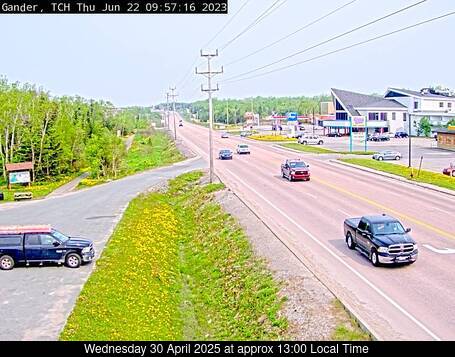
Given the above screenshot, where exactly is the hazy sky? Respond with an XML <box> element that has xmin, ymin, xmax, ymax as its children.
<box><xmin>0</xmin><ymin>0</ymin><xmax>454</xmax><ymax>106</ymax></box>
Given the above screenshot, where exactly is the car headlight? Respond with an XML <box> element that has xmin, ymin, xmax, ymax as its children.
<box><xmin>82</xmin><ymin>246</ymin><xmax>91</xmax><ymax>253</ymax></box>
<box><xmin>377</xmin><ymin>247</ymin><xmax>388</xmax><ymax>253</ymax></box>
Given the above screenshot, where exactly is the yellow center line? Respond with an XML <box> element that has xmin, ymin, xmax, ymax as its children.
<box><xmin>313</xmin><ymin>177</ymin><xmax>455</xmax><ymax>240</ymax></box>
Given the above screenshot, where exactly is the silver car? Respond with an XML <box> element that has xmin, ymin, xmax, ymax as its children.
<box><xmin>236</xmin><ymin>144</ymin><xmax>251</xmax><ymax>155</ymax></box>
<box><xmin>373</xmin><ymin>150</ymin><xmax>402</xmax><ymax>161</ymax></box>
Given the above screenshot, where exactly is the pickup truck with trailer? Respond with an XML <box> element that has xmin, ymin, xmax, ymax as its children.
<box><xmin>0</xmin><ymin>225</ymin><xmax>95</xmax><ymax>270</ymax></box>
<box><xmin>344</xmin><ymin>215</ymin><xmax>418</xmax><ymax>266</ymax></box>
<box><xmin>281</xmin><ymin>159</ymin><xmax>310</xmax><ymax>181</ymax></box>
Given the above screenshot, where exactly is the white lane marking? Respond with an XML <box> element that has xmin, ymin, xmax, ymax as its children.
<box><xmin>423</xmin><ymin>244</ymin><xmax>455</xmax><ymax>255</ymax></box>
<box><xmin>432</xmin><ymin>207</ymin><xmax>452</xmax><ymax>215</ymax></box>
<box><xmin>337</xmin><ymin>209</ymin><xmax>352</xmax><ymax>217</ymax></box>
<box><xmin>304</xmin><ymin>192</ymin><xmax>317</xmax><ymax>199</ymax></box>
<box><xmin>225</xmin><ymin>168</ymin><xmax>441</xmax><ymax>341</ymax></box>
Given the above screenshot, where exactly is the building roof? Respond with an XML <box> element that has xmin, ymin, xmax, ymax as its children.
<box><xmin>332</xmin><ymin>88</ymin><xmax>406</xmax><ymax>116</ymax></box>
<box><xmin>5</xmin><ymin>162</ymin><xmax>33</xmax><ymax>172</ymax></box>
<box><xmin>386</xmin><ymin>88</ymin><xmax>454</xmax><ymax>100</ymax></box>
<box><xmin>434</xmin><ymin>128</ymin><xmax>455</xmax><ymax>134</ymax></box>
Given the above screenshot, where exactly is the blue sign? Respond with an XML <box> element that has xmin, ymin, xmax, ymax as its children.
<box><xmin>287</xmin><ymin>112</ymin><xmax>298</xmax><ymax>121</ymax></box>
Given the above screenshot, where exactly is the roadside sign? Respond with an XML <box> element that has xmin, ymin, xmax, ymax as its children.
<box><xmin>351</xmin><ymin>116</ymin><xmax>366</xmax><ymax>128</ymax></box>
<box><xmin>9</xmin><ymin>171</ymin><xmax>31</xmax><ymax>184</ymax></box>
<box><xmin>287</xmin><ymin>112</ymin><xmax>298</xmax><ymax>122</ymax></box>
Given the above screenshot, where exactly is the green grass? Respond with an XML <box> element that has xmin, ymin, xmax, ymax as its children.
<box><xmin>0</xmin><ymin>174</ymin><xmax>79</xmax><ymax>203</ymax></box>
<box><xmin>281</xmin><ymin>143</ymin><xmax>374</xmax><ymax>155</ymax></box>
<box><xmin>340</xmin><ymin>158</ymin><xmax>455</xmax><ymax>191</ymax></box>
<box><xmin>78</xmin><ymin>132</ymin><xmax>184</xmax><ymax>189</ymax></box>
<box><xmin>61</xmin><ymin>172</ymin><xmax>287</xmax><ymax>341</ymax></box>
<box><xmin>331</xmin><ymin>300</ymin><xmax>371</xmax><ymax>341</ymax></box>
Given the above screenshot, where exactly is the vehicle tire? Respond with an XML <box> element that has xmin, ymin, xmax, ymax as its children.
<box><xmin>378</xmin><ymin>157</ymin><xmax>384</xmax><ymax>161</ymax></box>
<box><xmin>302</xmin><ymin>141</ymin><xmax>307</xmax><ymax>145</ymax></box>
<box><xmin>395</xmin><ymin>156</ymin><xmax>401</xmax><ymax>161</ymax></box>
<box><xmin>65</xmin><ymin>253</ymin><xmax>82</xmax><ymax>269</ymax></box>
<box><xmin>452</xmin><ymin>171</ymin><xmax>455</xmax><ymax>177</ymax></box>
<box><xmin>0</xmin><ymin>255</ymin><xmax>14</xmax><ymax>270</ymax></box>
<box><xmin>288</xmin><ymin>174</ymin><xmax>293</xmax><ymax>182</ymax></box>
<box><xmin>346</xmin><ymin>233</ymin><xmax>356</xmax><ymax>250</ymax></box>
<box><xmin>318</xmin><ymin>141</ymin><xmax>324</xmax><ymax>145</ymax></box>
<box><xmin>370</xmin><ymin>250</ymin><xmax>380</xmax><ymax>267</ymax></box>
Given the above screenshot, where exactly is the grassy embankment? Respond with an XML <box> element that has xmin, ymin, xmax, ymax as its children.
<box><xmin>61</xmin><ymin>172</ymin><xmax>287</xmax><ymax>340</ymax></box>
<box><xmin>281</xmin><ymin>143</ymin><xmax>374</xmax><ymax>155</ymax></box>
<box><xmin>0</xmin><ymin>173</ymin><xmax>82</xmax><ymax>203</ymax></box>
<box><xmin>340</xmin><ymin>158</ymin><xmax>455</xmax><ymax>191</ymax></box>
<box><xmin>249</xmin><ymin>135</ymin><xmax>296</xmax><ymax>142</ymax></box>
<box><xmin>78</xmin><ymin>131</ymin><xmax>184</xmax><ymax>188</ymax></box>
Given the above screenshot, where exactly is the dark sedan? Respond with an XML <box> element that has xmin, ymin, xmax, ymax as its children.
<box><xmin>219</xmin><ymin>149</ymin><xmax>233</xmax><ymax>160</ymax></box>
<box><xmin>395</xmin><ymin>131</ymin><xmax>408</xmax><ymax>138</ymax></box>
<box><xmin>327</xmin><ymin>132</ymin><xmax>342</xmax><ymax>137</ymax></box>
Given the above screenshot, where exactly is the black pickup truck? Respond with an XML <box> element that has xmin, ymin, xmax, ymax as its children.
<box><xmin>344</xmin><ymin>215</ymin><xmax>418</xmax><ymax>266</ymax></box>
<box><xmin>0</xmin><ymin>225</ymin><xmax>95</xmax><ymax>270</ymax></box>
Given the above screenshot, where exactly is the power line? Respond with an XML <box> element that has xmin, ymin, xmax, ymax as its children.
<box><xmin>203</xmin><ymin>0</ymin><xmax>254</xmax><ymax>48</ymax></box>
<box><xmin>223</xmin><ymin>10</ymin><xmax>455</xmax><ymax>84</ymax></box>
<box><xmin>223</xmin><ymin>0</ymin><xmax>428</xmax><ymax>82</ymax></box>
<box><xmin>226</xmin><ymin>0</ymin><xmax>360</xmax><ymax>66</ymax></box>
<box><xmin>220</xmin><ymin>0</ymin><xmax>288</xmax><ymax>52</ymax></box>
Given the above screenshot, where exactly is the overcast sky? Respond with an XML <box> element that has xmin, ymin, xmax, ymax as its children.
<box><xmin>0</xmin><ymin>0</ymin><xmax>454</xmax><ymax>106</ymax></box>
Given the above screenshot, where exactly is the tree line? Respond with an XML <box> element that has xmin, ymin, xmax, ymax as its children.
<box><xmin>0</xmin><ymin>78</ymin><xmax>151</xmax><ymax>182</ymax></box>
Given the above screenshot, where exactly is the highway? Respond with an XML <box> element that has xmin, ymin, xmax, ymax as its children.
<box><xmin>177</xmin><ymin>117</ymin><xmax>455</xmax><ymax>341</ymax></box>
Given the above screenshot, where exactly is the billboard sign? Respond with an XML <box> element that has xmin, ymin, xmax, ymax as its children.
<box><xmin>9</xmin><ymin>171</ymin><xmax>31</xmax><ymax>185</ymax></box>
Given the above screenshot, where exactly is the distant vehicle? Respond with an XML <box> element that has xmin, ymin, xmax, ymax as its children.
<box><xmin>443</xmin><ymin>163</ymin><xmax>455</xmax><ymax>177</ymax></box>
<box><xmin>281</xmin><ymin>159</ymin><xmax>310</xmax><ymax>182</ymax></box>
<box><xmin>240</xmin><ymin>131</ymin><xmax>253</xmax><ymax>137</ymax></box>
<box><xmin>236</xmin><ymin>144</ymin><xmax>250</xmax><ymax>155</ymax></box>
<box><xmin>287</xmin><ymin>131</ymin><xmax>305</xmax><ymax>139</ymax></box>
<box><xmin>0</xmin><ymin>225</ymin><xmax>95</xmax><ymax>270</ymax></box>
<box><xmin>395</xmin><ymin>131</ymin><xmax>409</xmax><ymax>138</ymax></box>
<box><xmin>179</xmin><ymin>122</ymin><xmax>183</xmax><ymax>127</ymax></box>
<box><xmin>221</xmin><ymin>132</ymin><xmax>229</xmax><ymax>139</ymax></box>
<box><xmin>326</xmin><ymin>132</ymin><xmax>342</xmax><ymax>137</ymax></box>
<box><xmin>344</xmin><ymin>215</ymin><xmax>418</xmax><ymax>266</ymax></box>
<box><xmin>373</xmin><ymin>150</ymin><xmax>402</xmax><ymax>161</ymax></box>
<box><xmin>218</xmin><ymin>149</ymin><xmax>233</xmax><ymax>160</ymax></box>
<box><xmin>370</xmin><ymin>134</ymin><xmax>390</xmax><ymax>142</ymax></box>
<box><xmin>298</xmin><ymin>135</ymin><xmax>324</xmax><ymax>145</ymax></box>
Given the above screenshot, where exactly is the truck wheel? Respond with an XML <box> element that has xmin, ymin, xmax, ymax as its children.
<box><xmin>370</xmin><ymin>250</ymin><xmax>380</xmax><ymax>267</ymax></box>
<box><xmin>65</xmin><ymin>253</ymin><xmax>81</xmax><ymax>269</ymax></box>
<box><xmin>318</xmin><ymin>141</ymin><xmax>324</xmax><ymax>145</ymax></box>
<box><xmin>346</xmin><ymin>233</ymin><xmax>356</xmax><ymax>250</ymax></box>
<box><xmin>395</xmin><ymin>156</ymin><xmax>400</xmax><ymax>161</ymax></box>
<box><xmin>0</xmin><ymin>255</ymin><xmax>14</xmax><ymax>270</ymax></box>
<box><xmin>301</xmin><ymin>141</ymin><xmax>307</xmax><ymax>145</ymax></box>
<box><xmin>452</xmin><ymin>171</ymin><xmax>455</xmax><ymax>177</ymax></box>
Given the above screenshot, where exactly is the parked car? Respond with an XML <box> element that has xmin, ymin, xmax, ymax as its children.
<box><xmin>327</xmin><ymin>132</ymin><xmax>342</xmax><ymax>137</ymax></box>
<box><xmin>281</xmin><ymin>159</ymin><xmax>310</xmax><ymax>181</ymax></box>
<box><xmin>218</xmin><ymin>149</ymin><xmax>233</xmax><ymax>160</ymax></box>
<box><xmin>221</xmin><ymin>132</ymin><xmax>229</xmax><ymax>139</ymax></box>
<box><xmin>395</xmin><ymin>131</ymin><xmax>409</xmax><ymax>138</ymax></box>
<box><xmin>236</xmin><ymin>144</ymin><xmax>250</xmax><ymax>155</ymax></box>
<box><xmin>344</xmin><ymin>215</ymin><xmax>418</xmax><ymax>266</ymax></box>
<box><xmin>370</xmin><ymin>134</ymin><xmax>390</xmax><ymax>142</ymax></box>
<box><xmin>0</xmin><ymin>225</ymin><xmax>95</xmax><ymax>270</ymax></box>
<box><xmin>240</xmin><ymin>131</ymin><xmax>252</xmax><ymax>137</ymax></box>
<box><xmin>443</xmin><ymin>163</ymin><xmax>455</xmax><ymax>177</ymax></box>
<box><xmin>298</xmin><ymin>135</ymin><xmax>324</xmax><ymax>145</ymax></box>
<box><xmin>373</xmin><ymin>150</ymin><xmax>402</xmax><ymax>161</ymax></box>
<box><xmin>287</xmin><ymin>131</ymin><xmax>305</xmax><ymax>139</ymax></box>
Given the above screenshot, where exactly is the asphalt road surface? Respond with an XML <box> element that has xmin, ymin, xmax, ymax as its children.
<box><xmin>177</xmin><ymin>117</ymin><xmax>455</xmax><ymax>341</ymax></box>
<box><xmin>0</xmin><ymin>157</ymin><xmax>204</xmax><ymax>341</ymax></box>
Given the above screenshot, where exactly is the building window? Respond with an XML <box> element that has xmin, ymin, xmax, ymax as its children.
<box><xmin>368</xmin><ymin>113</ymin><xmax>379</xmax><ymax>121</ymax></box>
<box><xmin>403</xmin><ymin>113</ymin><xmax>407</xmax><ymax>121</ymax></box>
<box><xmin>392</xmin><ymin>113</ymin><xmax>396</xmax><ymax>120</ymax></box>
<box><xmin>414</xmin><ymin>101</ymin><xmax>419</xmax><ymax>110</ymax></box>
<box><xmin>448</xmin><ymin>103</ymin><xmax>452</xmax><ymax>109</ymax></box>
<box><xmin>440</xmin><ymin>102</ymin><xmax>444</xmax><ymax>108</ymax></box>
<box><xmin>380</xmin><ymin>113</ymin><xmax>388</xmax><ymax>121</ymax></box>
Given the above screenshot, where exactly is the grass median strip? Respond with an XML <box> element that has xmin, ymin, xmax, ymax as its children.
<box><xmin>61</xmin><ymin>171</ymin><xmax>287</xmax><ymax>340</ymax></box>
<box><xmin>281</xmin><ymin>143</ymin><xmax>374</xmax><ymax>155</ymax></box>
<box><xmin>340</xmin><ymin>158</ymin><xmax>455</xmax><ymax>191</ymax></box>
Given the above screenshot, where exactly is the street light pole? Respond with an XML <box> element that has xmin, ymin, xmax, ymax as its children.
<box><xmin>408</xmin><ymin>113</ymin><xmax>412</xmax><ymax>168</ymax></box>
<box><xmin>169</xmin><ymin>87</ymin><xmax>178</xmax><ymax>141</ymax></box>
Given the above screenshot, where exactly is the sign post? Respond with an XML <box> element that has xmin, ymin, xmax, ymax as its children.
<box><xmin>287</xmin><ymin>112</ymin><xmax>298</xmax><ymax>137</ymax></box>
<box><xmin>350</xmin><ymin>116</ymin><xmax>367</xmax><ymax>153</ymax></box>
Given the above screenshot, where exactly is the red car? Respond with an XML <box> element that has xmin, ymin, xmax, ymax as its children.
<box><xmin>443</xmin><ymin>164</ymin><xmax>455</xmax><ymax>177</ymax></box>
<box><xmin>281</xmin><ymin>159</ymin><xmax>310</xmax><ymax>181</ymax></box>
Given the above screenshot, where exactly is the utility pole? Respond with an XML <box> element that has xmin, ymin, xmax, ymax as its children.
<box><xmin>408</xmin><ymin>113</ymin><xmax>412</xmax><ymax>168</ymax></box>
<box><xmin>169</xmin><ymin>87</ymin><xmax>178</xmax><ymax>140</ymax></box>
<box><xmin>226</xmin><ymin>100</ymin><xmax>229</xmax><ymax>125</ymax></box>
<box><xmin>312</xmin><ymin>107</ymin><xmax>315</xmax><ymax>135</ymax></box>
<box><xmin>196</xmin><ymin>50</ymin><xmax>223</xmax><ymax>183</ymax></box>
<box><xmin>165</xmin><ymin>92</ymin><xmax>171</xmax><ymax>130</ymax></box>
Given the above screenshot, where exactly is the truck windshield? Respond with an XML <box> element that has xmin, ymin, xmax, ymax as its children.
<box><xmin>51</xmin><ymin>229</ymin><xmax>70</xmax><ymax>243</ymax></box>
<box><xmin>372</xmin><ymin>222</ymin><xmax>405</xmax><ymax>235</ymax></box>
<box><xmin>289</xmin><ymin>162</ymin><xmax>306</xmax><ymax>168</ymax></box>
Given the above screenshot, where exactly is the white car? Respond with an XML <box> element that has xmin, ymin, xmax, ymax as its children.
<box><xmin>236</xmin><ymin>144</ymin><xmax>251</xmax><ymax>155</ymax></box>
<box><xmin>298</xmin><ymin>135</ymin><xmax>324</xmax><ymax>145</ymax></box>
